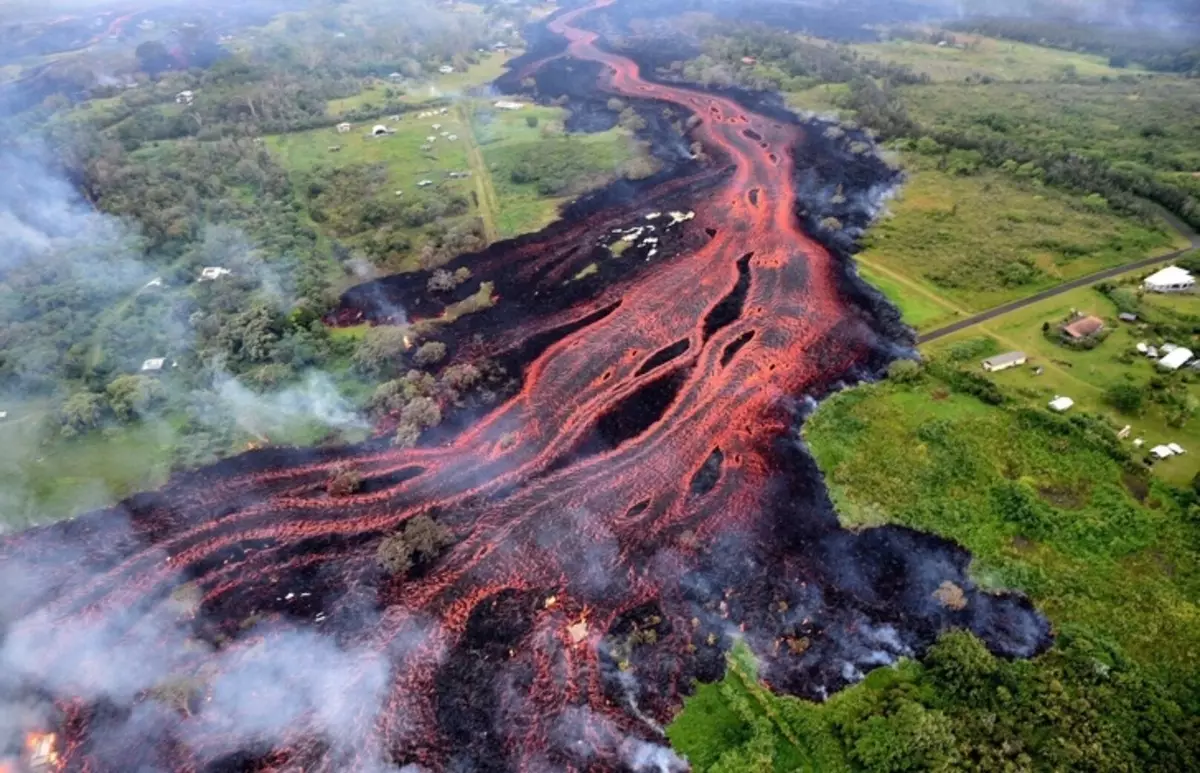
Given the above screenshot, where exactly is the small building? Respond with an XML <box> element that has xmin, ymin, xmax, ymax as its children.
<box><xmin>417</xmin><ymin>179</ymin><xmax>433</xmax><ymax>187</ymax></box>
<box><xmin>740</xmin><ymin>56</ymin><xmax>757</xmax><ymax>65</ymax></box>
<box><xmin>1118</xmin><ymin>425</ymin><xmax>1132</xmax><ymax>440</ymax></box>
<box><xmin>1151</xmin><ymin>445</ymin><xmax>1176</xmax><ymax>460</ymax></box>
<box><xmin>1143</xmin><ymin>266</ymin><xmax>1194</xmax><ymax>293</ymax></box>
<box><xmin>981</xmin><ymin>351</ymin><xmax>1026</xmax><ymax>372</ymax></box>
<box><xmin>0</xmin><ymin>411</ymin><xmax>8</xmax><ymax>420</ymax></box>
<box><xmin>327</xmin><ymin>145</ymin><xmax>342</xmax><ymax>152</ymax></box>
<box><xmin>1048</xmin><ymin>396</ymin><xmax>1074</xmax><ymax>413</ymax></box>
<box><xmin>492</xmin><ymin>41</ymin><xmax>510</xmax><ymax>50</ymax></box>
<box><xmin>389</xmin><ymin>114</ymin><xmax>401</xmax><ymax>121</ymax></box>
<box><xmin>371</xmin><ymin>124</ymin><xmax>392</xmax><ymax>136</ymax></box>
<box><xmin>448</xmin><ymin>133</ymin><xmax>458</xmax><ymax>141</ymax></box>
<box><xmin>388</xmin><ymin>72</ymin><xmax>403</xmax><ymax>80</ymax></box>
<box><xmin>1169</xmin><ymin>443</ymin><xmax>1186</xmax><ymax>455</ymax></box>
<box><xmin>198</xmin><ymin>266</ymin><xmax>231</xmax><ymax>282</ymax></box>
<box><xmin>336</xmin><ymin>122</ymin><xmax>352</xmax><ymax>133</ymax></box>
<box><xmin>432</xmin><ymin>123</ymin><xmax>442</xmax><ymax>130</ymax></box>
<box><xmin>426</xmin><ymin>135</ymin><xmax>437</xmax><ymax>142</ymax></box>
<box><xmin>494</xmin><ymin>100</ymin><xmax>526</xmax><ymax>110</ymax></box>
<box><xmin>1147</xmin><ymin>345</ymin><xmax>1160</xmax><ymax>359</ymax></box>
<box><xmin>438</xmin><ymin>65</ymin><xmax>455</xmax><ymax>75</ymax></box>
<box><xmin>1158</xmin><ymin>346</ymin><xmax>1194</xmax><ymax>371</ymax></box>
<box><xmin>1063</xmin><ymin>315</ymin><xmax>1105</xmax><ymax>339</ymax></box>
<box><xmin>1136</xmin><ymin>342</ymin><xmax>1148</xmax><ymax>354</ymax></box>
<box><xmin>1163</xmin><ymin>343</ymin><xmax>1179</xmax><ymax>354</ymax></box>
<box><xmin>141</xmin><ymin>358</ymin><xmax>165</xmax><ymax>372</ymax></box>
<box><xmin>175</xmin><ymin>90</ymin><xmax>195</xmax><ymax>105</ymax></box>
<box><xmin>1118</xmin><ymin>312</ymin><xmax>1138</xmax><ymax>323</ymax></box>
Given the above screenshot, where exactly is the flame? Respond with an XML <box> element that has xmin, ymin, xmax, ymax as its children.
<box><xmin>403</xmin><ymin>335</ymin><xmax>412</xmax><ymax>349</ymax></box>
<box><xmin>25</xmin><ymin>732</ymin><xmax>60</xmax><ymax>770</ymax></box>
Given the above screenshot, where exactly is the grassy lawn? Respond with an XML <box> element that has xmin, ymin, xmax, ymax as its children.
<box><xmin>784</xmin><ymin>83</ymin><xmax>850</xmax><ymax>116</ymax></box>
<box><xmin>920</xmin><ymin>264</ymin><xmax>1200</xmax><ymax>485</ymax></box>
<box><xmin>900</xmin><ymin>79</ymin><xmax>1200</xmax><ymax>174</ymax></box>
<box><xmin>806</xmin><ymin>378</ymin><xmax>1200</xmax><ymax>674</ymax></box>
<box><xmin>0</xmin><ymin>400</ymin><xmax>176</xmax><ymax>529</ymax></box>
<box><xmin>857</xmin><ymin>155</ymin><xmax>1181</xmax><ymax>318</ymax></box>
<box><xmin>854</xmin><ymin>33</ymin><xmax>1132</xmax><ymax>82</ymax></box>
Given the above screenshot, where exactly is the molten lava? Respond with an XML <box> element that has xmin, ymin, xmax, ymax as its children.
<box><xmin>0</xmin><ymin>1</ymin><xmax>1048</xmax><ymax>771</ymax></box>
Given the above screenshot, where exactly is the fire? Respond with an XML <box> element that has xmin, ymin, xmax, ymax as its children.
<box><xmin>25</xmin><ymin>732</ymin><xmax>60</xmax><ymax>771</ymax></box>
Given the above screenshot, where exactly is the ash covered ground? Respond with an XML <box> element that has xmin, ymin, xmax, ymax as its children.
<box><xmin>0</xmin><ymin>1</ymin><xmax>1050</xmax><ymax>771</ymax></box>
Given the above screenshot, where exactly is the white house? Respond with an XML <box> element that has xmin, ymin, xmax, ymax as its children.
<box><xmin>1158</xmin><ymin>347</ymin><xmax>1194</xmax><ymax>371</ymax></box>
<box><xmin>494</xmin><ymin>100</ymin><xmax>526</xmax><ymax>110</ymax></box>
<box><xmin>175</xmin><ymin>90</ymin><xmax>194</xmax><ymax>105</ymax></box>
<box><xmin>438</xmin><ymin>65</ymin><xmax>455</xmax><ymax>75</ymax></box>
<box><xmin>981</xmin><ymin>351</ymin><xmax>1026</xmax><ymax>372</ymax></box>
<box><xmin>371</xmin><ymin>124</ymin><xmax>392</xmax><ymax>136</ymax></box>
<box><xmin>141</xmin><ymin>358</ymin><xmax>166</xmax><ymax>372</ymax></box>
<box><xmin>336</xmin><ymin>122</ymin><xmax>352</xmax><ymax>134</ymax></box>
<box><xmin>198</xmin><ymin>267</ymin><xmax>231</xmax><ymax>282</ymax></box>
<box><xmin>1143</xmin><ymin>266</ymin><xmax>1194</xmax><ymax>293</ymax></box>
<box><xmin>1048</xmin><ymin>396</ymin><xmax>1074</xmax><ymax>413</ymax></box>
<box><xmin>1151</xmin><ymin>445</ymin><xmax>1176</xmax><ymax>460</ymax></box>
<box><xmin>0</xmin><ymin>411</ymin><xmax>8</xmax><ymax>421</ymax></box>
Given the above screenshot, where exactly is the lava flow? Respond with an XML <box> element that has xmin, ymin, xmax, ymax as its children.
<box><xmin>0</xmin><ymin>1</ymin><xmax>1050</xmax><ymax>771</ymax></box>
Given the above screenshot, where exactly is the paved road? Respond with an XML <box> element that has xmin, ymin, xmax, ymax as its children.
<box><xmin>919</xmin><ymin>222</ymin><xmax>1200</xmax><ymax>345</ymax></box>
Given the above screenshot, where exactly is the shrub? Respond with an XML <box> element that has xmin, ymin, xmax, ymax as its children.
<box><xmin>377</xmin><ymin>532</ymin><xmax>413</xmax><ymax>575</ymax></box>
<box><xmin>327</xmin><ymin>466</ymin><xmax>363</xmax><ymax>496</ymax></box>
<box><xmin>886</xmin><ymin>359</ymin><xmax>922</xmax><ymax>383</ymax></box>
<box><xmin>1106</xmin><ymin>383</ymin><xmax>1145</xmax><ymax>415</ymax></box>
<box><xmin>414</xmin><ymin>341</ymin><xmax>448</xmax><ymax>367</ymax></box>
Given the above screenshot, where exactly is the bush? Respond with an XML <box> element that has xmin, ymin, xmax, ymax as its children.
<box><xmin>886</xmin><ymin>359</ymin><xmax>922</xmax><ymax>383</ymax></box>
<box><xmin>377</xmin><ymin>532</ymin><xmax>413</xmax><ymax>575</ymax></box>
<box><xmin>414</xmin><ymin>341</ymin><xmax>447</xmax><ymax>367</ymax></box>
<box><xmin>327</xmin><ymin>466</ymin><xmax>363</xmax><ymax>496</ymax></box>
<box><xmin>1106</xmin><ymin>383</ymin><xmax>1145</xmax><ymax>415</ymax></box>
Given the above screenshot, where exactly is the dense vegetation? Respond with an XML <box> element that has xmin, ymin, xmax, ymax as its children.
<box><xmin>671</xmin><ymin>370</ymin><xmax>1200</xmax><ymax>770</ymax></box>
<box><xmin>947</xmin><ymin>17</ymin><xmax>1200</xmax><ymax>75</ymax></box>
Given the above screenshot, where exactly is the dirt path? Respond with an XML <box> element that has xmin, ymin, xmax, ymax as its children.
<box><xmin>458</xmin><ymin>102</ymin><xmax>501</xmax><ymax>244</ymax></box>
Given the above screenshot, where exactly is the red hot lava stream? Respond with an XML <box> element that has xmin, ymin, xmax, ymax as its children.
<box><xmin>0</xmin><ymin>1</ymin><xmax>1047</xmax><ymax>771</ymax></box>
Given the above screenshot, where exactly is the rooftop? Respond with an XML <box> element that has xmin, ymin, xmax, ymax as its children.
<box><xmin>1063</xmin><ymin>315</ymin><xmax>1105</xmax><ymax>339</ymax></box>
<box><xmin>1144</xmin><ymin>265</ymin><xmax>1193</xmax><ymax>286</ymax></box>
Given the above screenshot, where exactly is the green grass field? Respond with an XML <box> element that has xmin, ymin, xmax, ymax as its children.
<box><xmin>807</xmin><ymin>378</ymin><xmax>1200</xmax><ymax>673</ymax></box>
<box><xmin>856</xmin><ymin>156</ymin><xmax>1182</xmax><ymax>319</ymax></box>
<box><xmin>854</xmin><ymin>32</ymin><xmax>1133</xmax><ymax>82</ymax></box>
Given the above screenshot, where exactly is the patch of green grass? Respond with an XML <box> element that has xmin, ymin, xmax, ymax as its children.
<box><xmin>784</xmin><ymin>83</ymin><xmax>850</xmax><ymax>116</ymax></box>
<box><xmin>327</xmin><ymin>52</ymin><xmax>520</xmax><ymax>115</ymax></box>
<box><xmin>855</xmin><ymin>262</ymin><xmax>961</xmax><ymax>332</ymax></box>
<box><xmin>859</xmin><ymin>155</ymin><xmax>1179</xmax><ymax>312</ymax></box>
<box><xmin>854</xmin><ymin>32</ymin><xmax>1132</xmax><ymax>82</ymax></box>
<box><xmin>0</xmin><ymin>407</ymin><xmax>176</xmax><ymax>528</ymax></box>
<box><xmin>805</xmin><ymin>378</ymin><xmax>1200</xmax><ymax>672</ymax></box>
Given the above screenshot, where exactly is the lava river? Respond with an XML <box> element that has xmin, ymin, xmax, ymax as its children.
<box><xmin>0</xmin><ymin>1</ymin><xmax>1050</xmax><ymax>771</ymax></box>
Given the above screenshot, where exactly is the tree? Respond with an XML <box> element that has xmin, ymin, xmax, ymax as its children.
<box><xmin>404</xmin><ymin>514</ymin><xmax>453</xmax><ymax>559</ymax></box>
<box><xmin>1106</xmin><ymin>383</ymin><xmax>1145</xmax><ymax>415</ymax></box>
<box><xmin>525</xmin><ymin>115</ymin><xmax>539</xmax><ymax>128</ymax></box>
<box><xmin>401</xmin><ymin>396</ymin><xmax>442</xmax><ymax>429</ymax></box>
<box><xmin>60</xmin><ymin>391</ymin><xmax>106</xmax><ymax>437</ymax></box>
<box><xmin>414</xmin><ymin>341</ymin><xmax>447</xmax><ymax>367</ymax></box>
<box><xmin>427</xmin><ymin>269</ymin><xmax>458</xmax><ymax>293</ymax></box>
<box><xmin>327</xmin><ymin>466</ymin><xmax>362</xmax><ymax>496</ymax></box>
<box><xmin>353</xmin><ymin>326</ymin><xmax>411</xmax><ymax>376</ymax></box>
<box><xmin>106</xmin><ymin>375</ymin><xmax>166</xmax><ymax>422</ymax></box>
<box><xmin>886</xmin><ymin>359</ymin><xmax>921</xmax><ymax>383</ymax></box>
<box><xmin>606</xmin><ymin>97</ymin><xmax>626</xmax><ymax>112</ymax></box>
<box><xmin>377</xmin><ymin>532</ymin><xmax>413</xmax><ymax>575</ymax></box>
<box><xmin>394</xmin><ymin>421</ymin><xmax>422</xmax><ymax>448</ymax></box>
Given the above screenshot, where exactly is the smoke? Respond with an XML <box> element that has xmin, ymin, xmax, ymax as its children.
<box><xmin>210</xmin><ymin>370</ymin><xmax>368</xmax><ymax>441</ymax></box>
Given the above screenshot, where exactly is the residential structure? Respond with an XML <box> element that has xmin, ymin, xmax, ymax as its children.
<box><xmin>141</xmin><ymin>358</ymin><xmax>165</xmax><ymax>372</ymax></box>
<box><xmin>1063</xmin><ymin>315</ymin><xmax>1105</xmax><ymax>339</ymax></box>
<box><xmin>1158</xmin><ymin>347</ymin><xmax>1194</xmax><ymax>371</ymax></box>
<box><xmin>981</xmin><ymin>351</ymin><xmax>1026</xmax><ymax>372</ymax></box>
<box><xmin>198</xmin><ymin>267</ymin><xmax>231</xmax><ymax>281</ymax></box>
<box><xmin>1143</xmin><ymin>265</ymin><xmax>1194</xmax><ymax>293</ymax></box>
<box><xmin>336</xmin><ymin>122</ymin><xmax>352</xmax><ymax>133</ymax></box>
<box><xmin>1048</xmin><ymin>396</ymin><xmax>1074</xmax><ymax>413</ymax></box>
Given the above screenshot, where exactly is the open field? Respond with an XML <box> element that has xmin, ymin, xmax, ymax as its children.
<box><xmin>920</xmin><ymin>269</ymin><xmax>1200</xmax><ymax>485</ymax></box>
<box><xmin>854</xmin><ymin>32</ymin><xmax>1134</xmax><ymax>82</ymax></box>
<box><xmin>900</xmin><ymin>79</ymin><xmax>1200</xmax><ymax>174</ymax></box>
<box><xmin>471</xmin><ymin>104</ymin><xmax>642</xmax><ymax>238</ymax></box>
<box><xmin>807</xmin><ymin>378</ymin><xmax>1200</xmax><ymax>672</ymax></box>
<box><xmin>855</xmin><ymin>156</ymin><xmax>1182</xmax><ymax>323</ymax></box>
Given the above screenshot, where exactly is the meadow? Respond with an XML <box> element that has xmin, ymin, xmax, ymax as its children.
<box><xmin>855</xmin><ymin>155</ymin><xmax>1182</xmax><ymax>322</ymax></box>
<box><xmin>853</xmin><ymin>32</ymin><xmax>1132</xmax><ymax>83</ymax></box>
